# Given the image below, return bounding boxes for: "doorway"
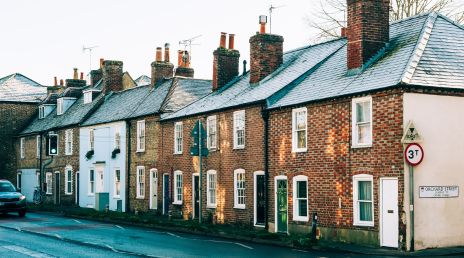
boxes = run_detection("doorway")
[54,172,60,205]
[380,178,399,248]
[275,176,288,233]
[254,171,265,226]
[150,169,158,210]
[192,173,199,219]
[96,166,104,193]
[76,172,80,205]
[163,174,170,215]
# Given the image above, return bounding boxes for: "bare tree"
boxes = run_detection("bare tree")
[307,0,464,41]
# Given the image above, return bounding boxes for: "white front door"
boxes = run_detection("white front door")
[96,167,104,193]
[150,169,158,210]
[380,178,399,248]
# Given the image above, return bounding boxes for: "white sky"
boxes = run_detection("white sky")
[0,0,317,85]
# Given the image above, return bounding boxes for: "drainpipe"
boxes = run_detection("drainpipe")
[261,107,270,230]
[38,133,43,191]
[126,120,131,212]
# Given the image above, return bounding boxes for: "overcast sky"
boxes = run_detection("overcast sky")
[0,0,317,85]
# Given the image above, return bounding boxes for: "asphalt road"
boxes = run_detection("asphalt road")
[0,212,375,258]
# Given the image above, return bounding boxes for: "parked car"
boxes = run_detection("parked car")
[0,180,26,217]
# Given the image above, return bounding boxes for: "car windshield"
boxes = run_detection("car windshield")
[0,182,16,192]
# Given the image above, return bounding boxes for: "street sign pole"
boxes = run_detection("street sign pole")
[409,164,414,252]
[198,120,202,224]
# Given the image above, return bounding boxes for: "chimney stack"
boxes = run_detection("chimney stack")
[73,68,78,80]
[102,60,124,94]
[100,58,104,69]
[175,50,194,78]
[90,58,104,86]
[151,44,174,87]
[212,32,240,91]
[341,27,347,38]
[249,15,284,84]
[347,0,390,71]
[66,67,87,88]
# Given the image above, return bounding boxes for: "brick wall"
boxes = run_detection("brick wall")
[268,89,405,245]
[0,102,37,182]
[160,105,265,225]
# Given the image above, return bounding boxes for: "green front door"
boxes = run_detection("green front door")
[276,179,288,233]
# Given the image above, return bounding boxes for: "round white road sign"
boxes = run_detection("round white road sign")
[404,143,424,166]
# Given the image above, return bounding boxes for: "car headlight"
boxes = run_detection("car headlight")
[19,196,26,201]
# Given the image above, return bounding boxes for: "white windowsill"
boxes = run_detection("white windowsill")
[292,148,307,153]
[207,205,217,209]
[113,196,121,199]
[254,224,265,228]
[136,196,145,199]
[136,150,145,153]
[233,205,245,209]
[172,201,183,205]
[233,146,245,150]
[351,144,372,149]
[353,221,374,227]
[293,216,309,222]
[88,193,95,197]
[65,193,72,196]
[173,152,183,155]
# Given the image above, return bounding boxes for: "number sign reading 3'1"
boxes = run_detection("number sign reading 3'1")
[405,143,424,166]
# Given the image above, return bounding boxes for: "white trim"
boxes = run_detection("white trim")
[206,170,217,208]
[64,165,73,195]
[57,98,64,115]
[174,122,183,154]
[46,172,53,195]
[88,168,95,196]
[192,172,199,218]
[233,169,246,209]
[206,115,217,150]
[16,172,22,190]
[353,174,374,227]
[253,171,265,227]
[113,168,121,199]
[149,168,158,209]
[136,166,145,199]
[233,110,245,149]
[20,137,25,159]
[274,175,288,233]
[65,129,73,155]
[173,170,183,205]
[36,135,41,158]
[83,91,93,104]
[352,96,373,148]
[292,175,309,222]
[292,107,308,153]
[136,120,146,152]
[39,105,45,119]
[75,172,79,205]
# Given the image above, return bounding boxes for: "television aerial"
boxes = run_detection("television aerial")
[82,45,99,73]
[269,4,286,34]
[179,35,202,65]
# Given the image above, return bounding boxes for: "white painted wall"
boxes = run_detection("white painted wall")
[404,93,464,250]
[19,169,38,202]
[79,121,126,212]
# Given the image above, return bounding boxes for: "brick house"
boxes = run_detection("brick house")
[0,73,46,185]
[264,7,464,251]
[79,48,211,213]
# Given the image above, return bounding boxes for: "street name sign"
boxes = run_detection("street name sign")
[419,186,459,198]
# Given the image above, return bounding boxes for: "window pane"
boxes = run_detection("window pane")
[357,123,371,144]
[298,199,308,217]
[356,102,369,123]
[297,181,307,198]
[359,201,373,221]
[297,131,306,148]
[358,181,372,201]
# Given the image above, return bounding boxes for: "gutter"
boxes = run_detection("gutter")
[261,107,270,230]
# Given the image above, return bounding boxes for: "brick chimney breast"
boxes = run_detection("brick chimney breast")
[151,46,174,87]
[249,33,284,84]
[347,0,390,71]
[175,50,194,78]
[102,60,124,94]
[212,33,240,91]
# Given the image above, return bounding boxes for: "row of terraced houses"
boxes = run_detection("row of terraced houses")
[2,0,464,251]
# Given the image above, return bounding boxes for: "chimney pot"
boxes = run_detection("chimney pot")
[177,50,183,66]
[80,72,84,80]
[73,68,78,80]
[259,15,267,34]
[228,34,235,49]
[243,60,247,75]
[54,76,58,86]
[60,79,64,86]
[220,32,227,48]
[100,58,104,69]
[164,43,170,62]
[156,47,162,62]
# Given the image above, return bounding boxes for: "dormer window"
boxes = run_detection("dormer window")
[39,106,45,119]
[84,91,92,104]
[57,98,64,115]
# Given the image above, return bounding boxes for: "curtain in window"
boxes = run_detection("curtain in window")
[358,181,372,222]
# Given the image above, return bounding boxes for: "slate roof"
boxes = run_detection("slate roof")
[269,12,464,109]
[81,77,211,126]
[0,73,47,103]
[134,75,151,86]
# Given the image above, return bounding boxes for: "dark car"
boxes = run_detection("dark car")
[0,180,26,217]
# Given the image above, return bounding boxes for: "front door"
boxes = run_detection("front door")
[255,174,265,226]
[150,169,158,210]
[96,167,104,193]
[276,177,288,233]
[193,174,199,219]
[163,174,169,215]
[54,172,60,205]
[76,172,80,205]
[380,178,399,248]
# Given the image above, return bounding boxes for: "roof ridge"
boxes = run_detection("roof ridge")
[284,38,346,55]
[400,12,438,84]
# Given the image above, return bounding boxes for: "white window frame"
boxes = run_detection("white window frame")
[207,115,217,150]
[137,120,145,152]
[65,129,73,155]
[353,174,374,227]
[233,110,245,149]
[89,129,94,151]
[46,172,53,195]
[84,91,92,104]
[207,170,217,208]
[65,166,73,195]
[174,122,183,154]
[88,169,95,196]
[36,135,41,158]
[20,137,25,159]
[352,96,373,148]
[292,175,309,222]
[234,169,246,209]
[173,170,183,205]
[292,107,308,152]
[16,172,22,190]
[114,127,121,150]
[114,168,121,198]
[136,166,145,199]
[39,106,45,119]
[57,98,64,115]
